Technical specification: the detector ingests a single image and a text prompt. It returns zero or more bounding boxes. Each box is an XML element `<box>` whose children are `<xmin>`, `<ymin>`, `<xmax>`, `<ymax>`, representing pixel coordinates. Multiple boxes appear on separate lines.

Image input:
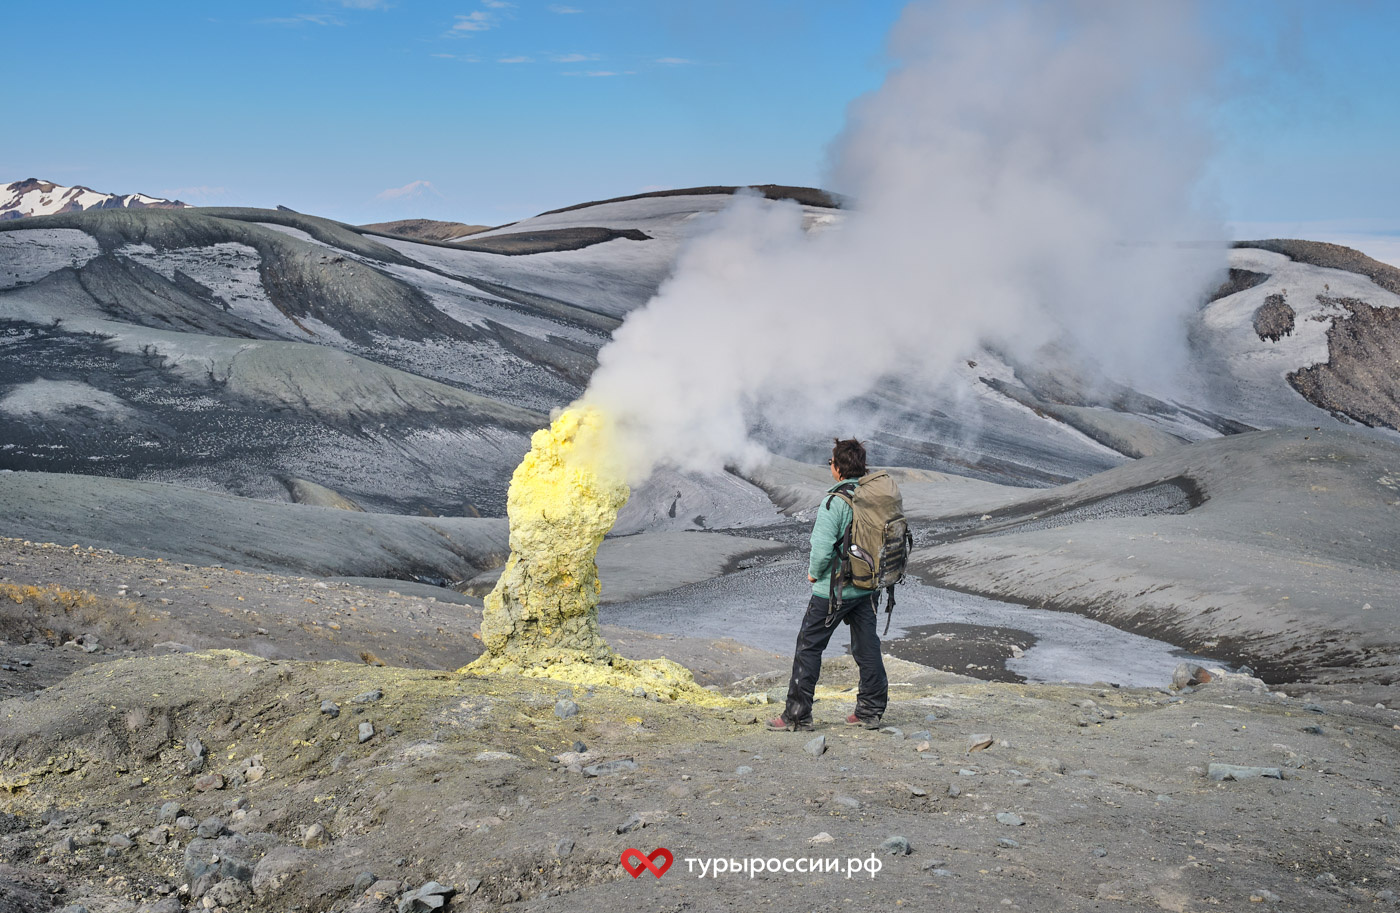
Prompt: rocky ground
<box><xmin>3</xmin><ymin>538</ymin><xmax>1400</xmax><ymax>913</ymax></box>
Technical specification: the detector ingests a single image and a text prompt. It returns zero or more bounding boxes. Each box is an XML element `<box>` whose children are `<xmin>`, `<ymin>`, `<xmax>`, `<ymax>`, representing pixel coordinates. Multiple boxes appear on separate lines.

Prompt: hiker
<box><xmin>768</xmin><ymin>437</ymin><xmax>908</xmax><ymax>732</ymax></box>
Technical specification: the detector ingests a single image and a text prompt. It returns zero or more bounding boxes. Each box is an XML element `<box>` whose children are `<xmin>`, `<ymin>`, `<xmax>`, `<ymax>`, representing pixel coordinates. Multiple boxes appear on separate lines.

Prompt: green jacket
<box><xmin>809</xmin><ymin>478</ymin><xmax>877</xmax><ymax>601</ymax></box>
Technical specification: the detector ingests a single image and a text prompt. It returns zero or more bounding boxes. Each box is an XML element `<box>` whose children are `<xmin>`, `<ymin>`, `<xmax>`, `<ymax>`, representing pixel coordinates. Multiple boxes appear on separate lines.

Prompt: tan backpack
<box><xmin>825</xmin><ymin>469</ymin><xmax>913</xmax><ymax>632</ymax></box>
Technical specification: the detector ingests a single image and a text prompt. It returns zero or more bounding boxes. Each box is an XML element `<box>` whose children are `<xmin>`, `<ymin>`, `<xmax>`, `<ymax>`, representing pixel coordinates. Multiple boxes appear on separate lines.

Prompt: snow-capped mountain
<box><xmin>0</xmin><ymin>178</ymin><xmax>186</xmax><ymax>220</ymax></box>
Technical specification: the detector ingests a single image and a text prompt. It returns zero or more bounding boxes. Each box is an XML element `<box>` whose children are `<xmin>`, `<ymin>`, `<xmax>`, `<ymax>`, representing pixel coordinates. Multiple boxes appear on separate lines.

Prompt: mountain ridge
<box><xmin>1</xmin><ymin>178</ymin><xmax>186</xmax><ymax>221</ymax></box>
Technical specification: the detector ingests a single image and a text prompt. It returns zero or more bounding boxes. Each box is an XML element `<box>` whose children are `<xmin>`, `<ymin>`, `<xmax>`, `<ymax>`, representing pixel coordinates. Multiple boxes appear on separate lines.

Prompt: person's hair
<box><xmin>830</xmin><ymin>438</ymin><xmax>867</xmax><ymax>480</ymax></box>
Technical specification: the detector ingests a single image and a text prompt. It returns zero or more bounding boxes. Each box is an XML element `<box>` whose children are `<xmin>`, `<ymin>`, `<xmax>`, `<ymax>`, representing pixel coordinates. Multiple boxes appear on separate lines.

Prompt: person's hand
<box><xmin>807</xmin><ymin>575</ymin><xmax>817</xmax><ymax>583</ymax></box>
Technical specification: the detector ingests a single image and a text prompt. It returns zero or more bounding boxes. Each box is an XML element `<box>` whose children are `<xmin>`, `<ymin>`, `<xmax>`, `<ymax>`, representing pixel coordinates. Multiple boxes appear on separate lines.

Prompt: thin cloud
<box><xmin>563</xmin><ymin>70</ymin><xmax>621</xmax><ymax>77</ymax></box>
<box><xmin>258</xmin><ymin>13</ymin><xmax>344</xmax><ymax>26</ymax></box>
<box><xmin>451</xmin><ymin>11</ymin><xmax>494</xmax><ymax>32</ymax></box>
<box><xmin>482</xmin><ymin>0</ymin><xmax>513</xmax><ymax>7</ymax></box>
<box><xmin>338</xmin><ymin>0</ymin><xmax>390</xmax><ymax>8</ymax></box>
<box><xmin>551</xmin><ymin>53</ymin><xmax>598</xmax><ymax>63</ymax></box>
<box><xmin>655</xmin><ymin>57</ymin><xmax>693</xmax><ymax>65</ymax></box>
<box><xmin>158</xmin><ymin>186</ymin><xmax>227</xmax><ymax>203</ymax></box>
<box><xmin>498</xmin><ymin>56</ymin><xmax>533</xmax><ymax>63</ymax></box>
<box><xmin>549</xmin><ymin>5</ymin><xmax>583</xmax><ymax>13</ymax></box>
<box><xmin>376</xmin><ymin>180</ymin><xmax>440</xmax><ymax>201</ymax></box>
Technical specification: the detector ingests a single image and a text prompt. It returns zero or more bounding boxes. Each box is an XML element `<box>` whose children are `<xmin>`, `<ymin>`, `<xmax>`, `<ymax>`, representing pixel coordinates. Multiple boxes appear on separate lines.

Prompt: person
<box><xmin>768</xmin><ymin>437</ymin><xmax>889</xmax><ymax>732</ymax></box>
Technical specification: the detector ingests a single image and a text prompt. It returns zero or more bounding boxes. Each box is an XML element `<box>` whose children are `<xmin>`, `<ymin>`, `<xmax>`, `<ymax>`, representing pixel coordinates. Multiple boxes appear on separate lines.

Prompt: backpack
<box><xmin>824</xmin><ymin>469</ymin><xmax>913</xmax><ymax>633</ymax></box>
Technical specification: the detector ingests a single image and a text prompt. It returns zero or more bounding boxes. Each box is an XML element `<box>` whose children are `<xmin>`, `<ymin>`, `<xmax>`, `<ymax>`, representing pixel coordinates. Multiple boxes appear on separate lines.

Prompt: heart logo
<box><xmin>621</xmin><ymin>847</ymin><xmax>674</xmax><ymax>878</ymax></box>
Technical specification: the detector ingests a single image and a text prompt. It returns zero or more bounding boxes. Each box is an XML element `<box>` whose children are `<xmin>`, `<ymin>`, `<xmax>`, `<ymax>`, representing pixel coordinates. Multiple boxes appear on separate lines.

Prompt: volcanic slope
<box><xmin>5</xmin><ymin>195</ymin><xmax>1400</xmax><ymax>542</ymax></box>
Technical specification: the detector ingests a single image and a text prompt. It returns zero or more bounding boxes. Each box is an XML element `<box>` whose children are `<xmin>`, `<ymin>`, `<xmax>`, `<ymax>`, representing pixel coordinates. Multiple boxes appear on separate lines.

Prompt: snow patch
<box><xmin>0</xmin><ymin>379</ymin><xmax>136</xmax><ymax>421</ymax></box>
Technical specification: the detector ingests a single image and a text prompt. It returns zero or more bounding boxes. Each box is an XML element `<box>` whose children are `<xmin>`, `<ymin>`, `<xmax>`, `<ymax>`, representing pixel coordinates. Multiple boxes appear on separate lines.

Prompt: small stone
<box><xmin>245</xmin><ymin>765</ymin><xmax>266</xmax><ymax>782</ymax></box>
<box><xmin>735</xmin><ymin>765</ymin><xmax>754</xmax><ymax>776</ymax></box>
<box><xmin>947</xmin><ymin>783</ymin><xmax>961</xmax><ymax>798</ymax></box>
<box><xmin>997</xmin><ymin>838</ymin><xmax>1020</xmax><ymax>848</ymax></box>
<box><xmin>1092</xmin><ymin>847</ymin><xmax>1108</xmax><ymax>857</ymax></box>
<box><xmin>1173</xmin><ymin>663</ymin><xmax>1213</xmax><ymax>689</ymax></box>
<box><xmin>358</xmin><ymin>721</ymin><xmax>375</xmax><ymax>743</ymax></box>
<box><xmin>582</xmin><ymin>759</ymin><xmax>638</xmax><ymax>777</ymax></box>
<box><xmin>174</xmin><ymin>816</ymin><xmax>197</xmax><ymax>831</ymax></box>
<box><xmin>303</xmin><ymin>823</ymin><xmax>330</xmax><ymax>848</ymax></box>
<box><xmin>883</xmin><ymin>727</ymin><xmax>905</xmax><ymax>740</ymax></box>
<box><xmin>834</xmin><ymin>795</ymin><xmax>860</xmax><ymax>809</ymax></box>
<box><xmin>137</xmin><ymin>898</ymin><xmax>182</xmax><ymax>913</ymax></box>
<box><xmin>914</xmin><ymin>740</ymin><xmax>931</xmax><ymax>752</ymax></box>
<box><xmin>353</xmin><ymin>689</ymin><xmax>383</xmax><ymax>704</ymax></box>
<box><xmin>554</xmin><ymin>699</ymin><xmax>580</xmax><ymax>720</ymax></box>
<box><xmin>616</xmin><ymin>813</ymin><xmax>644</xmax><ymax>834</ymax></box>
<box><xmin>465</xmin><ymin>877</ymin><xmax>482</xmax><ymax>894</ymax></box>
<box><xmin>958</xmin><ymin>768</ymin><xmax>978</xmax><ymax>776</ymax></box>
<box><xmin>968</xmin><ymin>734</ymin><xmax>994</xmax><ymax>753</ymax></box>
<box><xmin>1207</xmin><ymin>763</ymin><xmax>1282</xmax><ymax>782</ymax></box>
<box><xmin>320</xmin><ymin>700</ymin><xmax>340</xmax><ymax>718</ymax></box>
<box><xmin>555</xmin><ymin>838</ymin><xmax>574</xmax><ymax>857</ymax></box>
<box><xmin>141</xmin><ymin>826</ymin><xmax>169</xmax><ymax>846</ymax></box>
<box><xmin>194</xmin><ymin>773</ymin><xmax>224</xmax><ymax>792</ymax></box>
<box><xmin>196</xmin><ymin>816</ymin><xmax>224</xmax><ymax>838</ymax></box>
<box><xmin>909</xmin><ymin>730</ymin><xmax>932</xmax><ymax>742</ymax></box>
<box><xmin>106</xmin><ymin>834</ymin><xmax>134</xmax><ymax>849</ymax></box>
<box><xmin>1301</xmin><ymin>724</ymin><xmax>1325</xmax><ymax>735</ymax></box>
<box><xmin>397</xmin><ymin>880</ymin><xmax>457</xmax><ymax>913</ymax></box>
<box><xmin>52</xmin><ymin>835</ymin><xmax>77</xmax><ymax>854</ymax></box>
<box><xmin>354</xmin><ymin>871</ymin><xmax>377</xmax><ymax>894</ymax></box>
<box><xmin>204</xmin><ymin>879</ymin><xmax>251</xmax><ymax>906</ymax></box>
<box><xmin>809</xmin><ymin>832</ymin><xmax>834</xmax><ymax>845</ymax></box>
<box><xmin>880</xmin><ymin>835</ymin><xmax>911</xmax><ymax>855</ymax></box>
<box><xmin>1250</xmin><ymin>888</ymin><xmax>1281</xmax><ymax>903</ymax></box>
<box><xmin>996</xmin><ymin>813</ymin><xmax>1024</xmax><ymax>827</ymax></box>
<box><xmin>732</xmin><ymin>711</ymin><xmax>759</xmax><ymax>725</ymax></box>
<box><xmin>571</xmin><ymin>740</ymin><xmax>586</xmax><ymax>752</ymax></box>
<box><xmin>475</xmin><ymin>751</ymin><xmax>517</xmax><ymax>762</ymax></box>
<box><xmin>158</xmin><ymin>801</ymin><xmax>184</xmax><ymax>823</ymax></box>
<box><xmin>804</xmin><ymin>735</ymin><xmax>826</xmax><ymax>756</ymax></box>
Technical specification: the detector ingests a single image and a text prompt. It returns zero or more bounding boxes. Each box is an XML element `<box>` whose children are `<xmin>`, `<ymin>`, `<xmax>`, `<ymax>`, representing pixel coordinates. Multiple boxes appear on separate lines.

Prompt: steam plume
<box><xmin>585</xmin><ymin>0</ymin><xmax>1226</xmax><ymax>480</ymax></box>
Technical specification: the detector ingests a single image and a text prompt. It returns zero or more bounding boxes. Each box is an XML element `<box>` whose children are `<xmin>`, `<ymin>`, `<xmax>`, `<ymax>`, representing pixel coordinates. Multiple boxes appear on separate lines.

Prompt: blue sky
<box><xmin>4</xmin><ymin>0</ymin><xmax>1399</xmax><ymax>250</ymax></box>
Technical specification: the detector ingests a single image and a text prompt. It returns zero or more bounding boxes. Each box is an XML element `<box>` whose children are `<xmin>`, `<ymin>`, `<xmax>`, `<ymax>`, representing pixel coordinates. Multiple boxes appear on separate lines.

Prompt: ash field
<box><xmin>3</xmin><ymin>190</ymin><xmax>1400</xmax><ymax>912</ymax></box>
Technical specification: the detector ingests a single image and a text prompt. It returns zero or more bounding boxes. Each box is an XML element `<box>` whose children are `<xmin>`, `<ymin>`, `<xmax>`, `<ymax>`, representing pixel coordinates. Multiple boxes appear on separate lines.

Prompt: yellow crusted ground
<box><xmin>464</xmin><ymin>407</ymin><xmax>737</xmax><ymax>707</ymax></box>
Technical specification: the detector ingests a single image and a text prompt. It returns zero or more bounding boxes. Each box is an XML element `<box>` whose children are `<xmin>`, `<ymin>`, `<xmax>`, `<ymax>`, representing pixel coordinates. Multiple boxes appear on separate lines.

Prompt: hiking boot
<box><xmin>845</xmin><ymin>713</ymin><xmax>881</xmax><ymax>729</ymax></box>
<box><xmin>766</xmin><ymin>715</ymin><xmax>813</xmax><ymax>732</ymax></box>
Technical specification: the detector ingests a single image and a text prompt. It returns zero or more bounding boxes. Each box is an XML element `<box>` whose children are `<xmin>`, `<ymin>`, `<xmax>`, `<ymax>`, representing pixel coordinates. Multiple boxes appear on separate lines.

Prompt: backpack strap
<box><xmin>823</xmin><ymin>481</ymin><xmax>857</xmax><ymax>511</ymax></box>
<box><xmin>823</xmin><ymin>481</ymin><xmax>858</xmax><ymax>626</ymax></box>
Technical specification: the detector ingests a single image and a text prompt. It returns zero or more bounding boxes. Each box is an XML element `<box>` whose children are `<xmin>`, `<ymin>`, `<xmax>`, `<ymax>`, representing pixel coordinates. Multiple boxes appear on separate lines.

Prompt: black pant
<box><xmin>783</xmin><ymin>593</ymin><xmax>888</xmax><ymax>726</ymax></box>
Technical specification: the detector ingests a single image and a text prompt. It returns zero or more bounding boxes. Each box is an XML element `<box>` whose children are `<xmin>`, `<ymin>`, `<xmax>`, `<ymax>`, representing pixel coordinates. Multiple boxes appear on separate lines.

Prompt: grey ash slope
<box><xmin>0</xmin><ymin>208</ymin><xmax>592</xmax><ymax>515</ymax></box>
<box><xmin>5</xmin><ymin>194</ymin><xmax>1400</xmax><ymax>595</ymax></box>
<box><xmin>0</xmin><ymin>471</ymin><xmax>508</xmax><ymax>582</ymax></box>
<box><xmin>907</xmin><ymin>428</ymin><xmax>1400</xmax><ymax>686</ymax></box>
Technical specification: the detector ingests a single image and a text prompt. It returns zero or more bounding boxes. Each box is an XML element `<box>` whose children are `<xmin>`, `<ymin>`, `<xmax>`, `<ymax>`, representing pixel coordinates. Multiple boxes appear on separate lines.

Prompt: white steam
<box><xmin>585</xmin><ymin>0</ymin><xmax>1226</xmax><ymax>480</ymax></box>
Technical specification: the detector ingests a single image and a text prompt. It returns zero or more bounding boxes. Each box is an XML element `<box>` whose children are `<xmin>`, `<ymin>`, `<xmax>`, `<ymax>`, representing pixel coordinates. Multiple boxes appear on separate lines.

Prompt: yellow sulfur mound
<box><xmin>463</xmin><ymin>406</ymin><xmax>733</xmax><ymax>707</ymax></box>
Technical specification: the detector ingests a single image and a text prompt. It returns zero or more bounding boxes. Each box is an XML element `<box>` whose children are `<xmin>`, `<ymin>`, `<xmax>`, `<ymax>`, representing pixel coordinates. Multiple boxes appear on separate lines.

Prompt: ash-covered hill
<box><xmin>2</xmin><ymin>189</ymin><xmax>1400</xmax><ymax>548</ymax></box>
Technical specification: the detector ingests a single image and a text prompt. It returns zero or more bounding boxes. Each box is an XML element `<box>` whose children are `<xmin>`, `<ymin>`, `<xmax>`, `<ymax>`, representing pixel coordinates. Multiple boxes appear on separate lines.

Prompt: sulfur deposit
<box><xmin>465</xmin><ymin>406</ymin><xmax>729</xmax><ymax>705</ymax></box>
